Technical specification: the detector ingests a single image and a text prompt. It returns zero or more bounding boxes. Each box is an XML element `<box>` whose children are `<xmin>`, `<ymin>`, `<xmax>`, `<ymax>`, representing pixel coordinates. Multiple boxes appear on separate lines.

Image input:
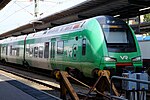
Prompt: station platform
<box><xmin>0</xmin><ymin>73</ymin><xmax>60</xmax><ymax>100</ymax></box>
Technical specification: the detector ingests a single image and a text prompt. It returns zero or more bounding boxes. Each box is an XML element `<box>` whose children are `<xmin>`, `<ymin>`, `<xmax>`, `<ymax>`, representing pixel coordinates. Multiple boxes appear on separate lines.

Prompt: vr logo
<box><xmin>120</xmin><ymin>56</ymin><xmax>128</xmax><ymax>60</ymax></box>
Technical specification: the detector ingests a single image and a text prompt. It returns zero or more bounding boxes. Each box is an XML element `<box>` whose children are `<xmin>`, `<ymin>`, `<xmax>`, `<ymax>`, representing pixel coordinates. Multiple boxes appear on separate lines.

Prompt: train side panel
<box><xmin>50</xmin><ymin>30</ymin><xmax>96</xmax><ymax>74</ymax></box>
<box><xmin>0</xmin><ymin>36</ymin><xmax>26</xmax><ymax>65</ymax></box>
<box><xmin>81</xmin><ymin>19</ymin><xmax>107</xmax><ymax>77</ymax></box>
<box><xmin>1</xmin><ymin>38</ymin><xmax>11</xmax><ymax>63</ymax></box>
<box><xmin>47</xmin><ymin>20</ymin><xmax>104</xmax><ymax>77</ymax></box>
<box><xmin>25</xmin><ymin>32</ymin><xmax>51</xmax><ymax>70</ymax></box>
<box><xmin>8</xmin><ymin>39</ymin><xmax>25</xmax><ymax>65</ymax></box>
<box><xmin>50</xmin><ymin>31</ymin><xmax>83</xmax><ymax>71</ymax></box>
<box><xmin>138</xmin><ymin>40</ymin><xmax>150</xmax><ymax>68</ymax></box>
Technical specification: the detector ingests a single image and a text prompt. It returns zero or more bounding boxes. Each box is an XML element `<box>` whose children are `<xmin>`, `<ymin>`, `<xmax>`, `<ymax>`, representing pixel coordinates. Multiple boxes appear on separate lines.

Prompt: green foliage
<box><xmin>144</xmin><ymin>13</ymin><xmax>150</xmax><ymax>22</ymax></box>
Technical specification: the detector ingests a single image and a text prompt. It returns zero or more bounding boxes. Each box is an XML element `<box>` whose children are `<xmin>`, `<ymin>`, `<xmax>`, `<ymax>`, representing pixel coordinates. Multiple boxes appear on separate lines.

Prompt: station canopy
<box><xmin>0</xmin><ymin>0</ymin><xmax>11</xmax><ymax>10</ymax></box>
<box><xmin>0</xmin><ymin>0</ymin><xmax>11</xmax><ymax>39</ymax></box>
<box><xmin>0</xmin><ymin>0</ymin><xmax>150</xmax><ymax>39</ymax></box>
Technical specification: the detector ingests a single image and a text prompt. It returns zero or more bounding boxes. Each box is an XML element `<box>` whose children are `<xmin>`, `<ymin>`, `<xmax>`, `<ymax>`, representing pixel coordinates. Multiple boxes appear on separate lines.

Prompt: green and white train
<box><xmin>0</xmin><ymin>16</ymin><xmax>142</xmax><ymax>77</ymax></box>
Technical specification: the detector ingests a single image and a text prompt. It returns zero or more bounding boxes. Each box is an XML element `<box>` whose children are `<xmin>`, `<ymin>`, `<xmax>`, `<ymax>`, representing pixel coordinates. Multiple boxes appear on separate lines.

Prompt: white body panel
<box><xmin>138</xmin><ymin>41</ymin><xmax>150</xmax><ymax>59</ymax></box>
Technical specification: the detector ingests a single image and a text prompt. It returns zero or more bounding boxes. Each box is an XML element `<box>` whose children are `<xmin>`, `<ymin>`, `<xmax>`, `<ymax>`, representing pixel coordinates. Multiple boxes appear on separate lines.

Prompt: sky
<box><xmin>0</xmin><ymin>0</ymin><xmax>87</xmax><ymax>34</ymax></box>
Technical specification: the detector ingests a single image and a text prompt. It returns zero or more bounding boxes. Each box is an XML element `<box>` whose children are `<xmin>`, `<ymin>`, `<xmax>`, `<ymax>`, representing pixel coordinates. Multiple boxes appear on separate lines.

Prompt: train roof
<box><xmin>26</xmin><ymin>19</ymin><xmax>87</xmax><ymax>40</ymax></box>
<box><xmin>0</xmin><ymin>37</ymin><xmax>13</xmax><ymax>44</ymax></box>
<box><xmin>2</xmin><ymin>16</ymin><xmax>125</xmax><ymax>41</ymax></box>
<box><xmin>0</xmin><ymin>19</ymin><xmax>87</xmax><ymax>41</ymax></box>
<box><xmin>1</xmin><ymin>35</ymin><xmax>27</xmax><ymax>44</ymax></box>
<box><xmin>47</xmin><ymin>20</ymin><xmax>86</xmax><ymax>34</ymax></box>
<box><xmin>136</xmin><ymin>35</ymin><xmax>150</xmax><ymax>41</ymax></box>
<box><xmin>144</xmin><ymin>36</ymin><xmax>150</xmax><ymax>41</ymax></box>
<box><xmin>26</xmin><ymin>16</ymin><xmax>106</xmax><ymax>39</ymax></box>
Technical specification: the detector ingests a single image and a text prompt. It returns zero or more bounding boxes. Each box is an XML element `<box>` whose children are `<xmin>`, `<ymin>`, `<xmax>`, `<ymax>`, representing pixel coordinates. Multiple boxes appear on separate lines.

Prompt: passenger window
<box><xmin>10</xmin><ymin>46</ymin><xmax>12</xmax><ymax>55</ymax></box>
<box><xmin>2</xmin><ymin>46</ymin><xmax>5</xmax><ymax>53</ymax></box>
<box><xmin>26</xmin><ymin>48</ymin><xmax>29</xmax><ymax>57</ymax></box>
<box><xmin>57</xmin><ymin>41</ymin><xmax>64</xmax><ymax>54</ymax></box>
<box><xmin>29</xmin><ymin>48</ymin><xmax>33</xmax><ymax>57</ymax></box>
<box><xmin>11</xmin><ymin>48</ymin><xmax>19</xmax><ymax>56</ymax></box>
<box><xmin>12</xmin><ymin>48</ymin><xmax>15</xmax><ymax>56</ymax></box>
<box><xmin>26</xmin><ymin>44</ymin><xmax>30</xmax><ymax>57</ymax></box>
<box><xmin>6</xmin><ymin>46</ymin><xmax>8</xmax><ymax>55</ymax></box>
<box><xmin>82</xmin><ymin>38</ymin><xmax>86</xmax><ymax>55</ymax></box>
<box><xmin>39</xmin><ymin>46</ymin><xmax>43</xmax><ymax>58</ymax></box>
<box><xmin>34</xmin><ymin>47</ymin><xmax>38</xmax><ymax>58</ymax></box>
<box><xmin>16</xmin><ymin>48</ymin><xmax>19</xmax><ymax>56</ymax></box>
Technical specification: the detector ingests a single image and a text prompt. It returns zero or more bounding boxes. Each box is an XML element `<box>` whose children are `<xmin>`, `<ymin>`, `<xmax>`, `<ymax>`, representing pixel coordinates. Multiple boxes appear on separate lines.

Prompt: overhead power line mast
<box><xmin>15</xmin><ymin>0</ymin><xmax>39</xmax><ymax>17</ymax></box>
<box><xmin>15</xmin><ymin>0</ymin><xmax>67</xmax><ymax>17</ymax></box>
<box><xmin>34</xmin><ymin>0</ymin><xmax>39</xmax><ymax>17</ymax></box>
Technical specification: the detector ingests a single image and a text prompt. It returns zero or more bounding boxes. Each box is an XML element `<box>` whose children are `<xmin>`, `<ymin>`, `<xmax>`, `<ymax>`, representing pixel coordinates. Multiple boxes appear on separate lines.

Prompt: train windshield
<box><xmin>96</xmin><ymin>16</ymin><xmax>137</xmax><ymax>52</ymax></box>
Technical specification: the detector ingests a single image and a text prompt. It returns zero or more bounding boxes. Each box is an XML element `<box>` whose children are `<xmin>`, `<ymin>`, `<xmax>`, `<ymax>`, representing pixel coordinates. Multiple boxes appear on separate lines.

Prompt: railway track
<box><xmin>0</xmin><ymin>64</ymin><xmax>62</xmax><ymax>97</ymax></box>
<box><xmin>0</xmin><ymin>63</ymin><xmax>150</xmax><ymax>100</ymax></box>
<box><xmin>0</xmin><ymin>66</ymin><xmax>60</xmax><ymax>89</ymax></box>
<box><xmin>0</xmin><ymin>63</ymin><xmax>99</xmax><ymax>99</ymax></box>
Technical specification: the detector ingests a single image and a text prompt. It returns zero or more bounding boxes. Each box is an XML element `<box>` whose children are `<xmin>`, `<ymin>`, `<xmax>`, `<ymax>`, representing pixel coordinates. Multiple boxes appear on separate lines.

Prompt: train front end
<box><xmin>96</xmin><ymin>16</ymin><xmax>142</xmax><ymax>75</ymax></box>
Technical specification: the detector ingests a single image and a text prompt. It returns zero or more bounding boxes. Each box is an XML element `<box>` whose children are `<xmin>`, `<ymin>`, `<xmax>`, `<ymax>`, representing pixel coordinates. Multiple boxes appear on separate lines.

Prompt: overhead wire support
<box><xmin>0</xmin><ymin>3</ymin><xmax>33</xmax><ymax>23</ymax></box>
<box><xmin>34</xmin><ymin>0</ymin><xmax>39</xmax><ymax>17</ymax></box>
<box><xmin>33</xmin><ymin>0</ymin><xmax>68</xmax><ymax>17</ymax></box>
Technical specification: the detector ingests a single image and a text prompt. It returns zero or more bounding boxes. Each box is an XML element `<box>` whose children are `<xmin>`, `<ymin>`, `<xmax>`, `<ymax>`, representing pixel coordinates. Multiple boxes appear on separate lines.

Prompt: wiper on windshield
<box><xmin>107</xmin><ymin>43</ymin><xmax>136</xmax><ymax>52</ymax></box>
<box><xmin>107</xmin><ymin>43</ymin><xmax>130</xmax><ymax>48</ymax></box>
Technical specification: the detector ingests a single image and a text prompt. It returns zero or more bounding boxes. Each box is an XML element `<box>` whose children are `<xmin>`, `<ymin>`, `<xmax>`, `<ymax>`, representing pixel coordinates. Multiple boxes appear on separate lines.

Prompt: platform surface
<box><xmin>0</xmin><ymin>74</ymin><xmax>60</xmax><ymax>100</ymax></box>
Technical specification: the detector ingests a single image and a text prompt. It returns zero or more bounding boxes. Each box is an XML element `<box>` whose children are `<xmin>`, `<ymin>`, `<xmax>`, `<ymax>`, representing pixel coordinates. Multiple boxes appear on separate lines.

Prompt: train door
<box><xmin>50</xmin><ymin>40</ymin><xmax>55</xmax><ymax>59</ymax></box>
<box><xmin>50</xmin><ymin>38</ymin><xmax>56</xmax><ymax>69</ymax></box>
<box><xmin>44</xmin><ymin>42</ymin><xmax>49</xmax><ymax>58</ymax></box>
<box><xmin>43</xmin><ymin>42</ymin><xmax>50</xmax><ymax>69</ymax></box>
<box><xmin>5</xmin><ymin>45</ymin><xmax>8</xmax><ymax>61</ymax></box>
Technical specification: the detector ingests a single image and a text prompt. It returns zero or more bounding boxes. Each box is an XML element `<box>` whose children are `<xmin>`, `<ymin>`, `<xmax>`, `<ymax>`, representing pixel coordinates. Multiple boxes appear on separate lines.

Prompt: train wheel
<box><xmin>74</xmin><ymin>69</ymin><xmax>84</xmax><ymax>80</ymax></box>
<box><xmin>23</xmin><ymin>61</ymin><xmax>30</xmax><ymax>69</ymax></box>
<box><xmin>1</xmin><ymin>59</ymin><xmax>6</xmax><ymax>64</ymax></box>
<box><xmin>51</xmin><ymin>69</ymin><xmax>60</xmax><ymax>79</ymax></box>
<box><xmin>65</xmin><ymin>67</ymin><xmax>74</xmax><ymax>77</ymax></box>
<box><xmin>92</xmin><ymin>68</ymin><xmax>100</xmax><ymax>78</ymax></box>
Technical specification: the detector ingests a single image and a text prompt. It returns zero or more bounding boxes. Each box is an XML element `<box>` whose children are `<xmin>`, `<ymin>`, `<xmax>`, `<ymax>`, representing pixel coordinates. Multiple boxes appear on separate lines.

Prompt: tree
<box><xmin>144</xmin><ymin>13</ymin><xmax>150</xmax><ymax>22</ymax></box>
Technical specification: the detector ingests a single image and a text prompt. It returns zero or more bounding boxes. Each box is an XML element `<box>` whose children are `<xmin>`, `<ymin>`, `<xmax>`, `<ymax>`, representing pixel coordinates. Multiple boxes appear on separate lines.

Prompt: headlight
<box><xmin>104</xmin><ymin>57</ymin><xmax>116</xmax><ymax>62</ymax></box>
<box><xmin>132</xmin><ymin>56</ymin><xmax>141</xmax><ymax>62</ymax></box>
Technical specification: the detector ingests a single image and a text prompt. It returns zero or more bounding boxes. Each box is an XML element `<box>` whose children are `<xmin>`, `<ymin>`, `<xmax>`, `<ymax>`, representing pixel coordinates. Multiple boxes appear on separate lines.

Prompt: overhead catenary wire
<box><xmin>15</xmin><ymin>0</ymin><xmax>67</xmax><ymax>4</ymax></box>
<box><xmin>0</xmin><ymin>3</ymin><xmax>33</xmax><ymax>23</ymax></box>
<box><xmin>39</xmin><ymin>0</ymin><xmax>70</xmax><ymax>16</ymax></box>
<box><xmin>14</xmin><ymin>1</ymin><xmax>34</xmax><ymax>16</ymax></box>
<box><xmin>0</xmin><ymin>1</ymin><xmax>16</xmax><ymax>21</ymax></box>
<box><xmin>37</xmin><ymin>0</ymin><xmax>69</xmax><ymax>4</ymax></box>
<box><xmin>0</xmin><ymin>0</ymin><xmax>71</xmax><ymax>23</ymax></box>
<box><xmin>0</xmin><ymin>0</ymin><xmax>75</xmax><ymax>34</ymax></box>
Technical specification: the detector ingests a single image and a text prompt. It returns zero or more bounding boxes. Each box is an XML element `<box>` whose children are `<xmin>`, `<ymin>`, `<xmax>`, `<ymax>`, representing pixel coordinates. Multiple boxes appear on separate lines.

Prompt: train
<box><xmin>137</xmin><ymin>35</ymin><xmax>150</xmax><ymax>70</ymax></box>
<box><xmin>0</xmin><ymin>16</ymin><xmax>143</xmax><ymax>78</ymax></box>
